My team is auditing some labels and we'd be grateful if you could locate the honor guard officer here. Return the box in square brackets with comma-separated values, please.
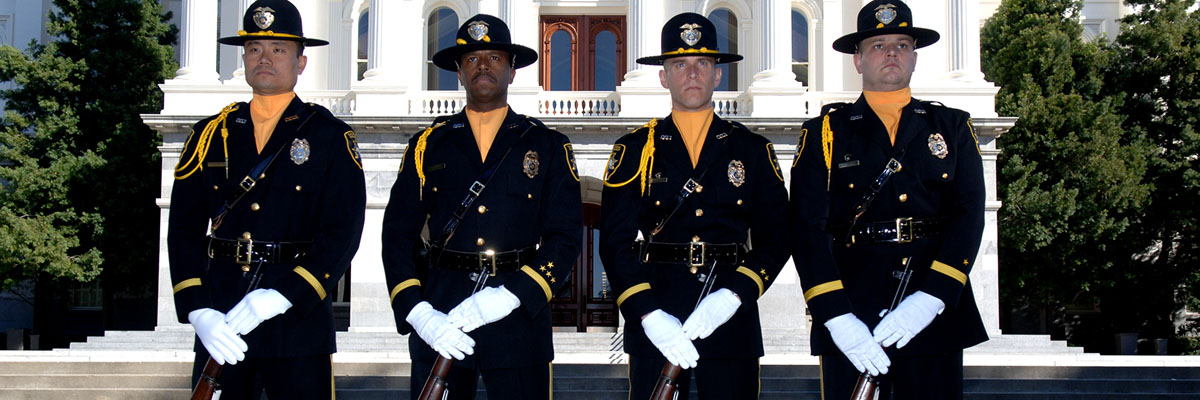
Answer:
[167, 0, 366, 398]
[788, 1, 988, 398]
[381, 14, 582, 400]
[599, 12, 790, 399]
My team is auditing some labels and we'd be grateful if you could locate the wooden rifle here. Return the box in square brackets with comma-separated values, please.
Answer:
[191, 262, 265, 400]
[848, 257, 913, 400]
[648, 260, 718, 400]
[418, 265, 490, 400]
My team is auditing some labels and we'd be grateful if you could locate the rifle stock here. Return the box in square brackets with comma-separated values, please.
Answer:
[648, 362, 682, 400]
[418, 355, 454, 400]
[190, 357, 222, 400]
[850, 373, 879, 400]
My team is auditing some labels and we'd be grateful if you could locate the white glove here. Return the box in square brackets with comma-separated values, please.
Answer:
[446, 286, 521, 332]
[681, 289, 741, 340]
[407, 301, 476, 360]
[873, 290, 945, 348]
[189, 308, 247, 365]
[642, 309, 699, 369]
[225, 288, 293, 335]
[825, 313, 890, 376]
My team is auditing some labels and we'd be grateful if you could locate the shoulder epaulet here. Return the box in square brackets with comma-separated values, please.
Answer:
[524, 115, 547, 129]
[728, 120, 751, 134]
[305, 102, 341, 121]
[920, 100, 947, 108]
[604, 118, 657, 196]
[175, 102, 240, 180]
[820, 102, 850, 116]
[431, 114, 453, 125]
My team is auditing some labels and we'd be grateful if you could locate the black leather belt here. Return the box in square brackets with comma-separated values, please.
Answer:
[429, 245, 537, 275]
[208, 236, 310, 265]
[640, 241, 746, 268]
[833, 217, 944, 245]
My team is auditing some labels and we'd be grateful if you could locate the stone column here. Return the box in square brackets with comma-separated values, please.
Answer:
[746, 0, 806, 117]
[945, 0, 987, 83]
[616, 0, 669, 118]
[354, 0, 419, 115]
[500, 0, 544, 114]
[173, 0, 219, 82]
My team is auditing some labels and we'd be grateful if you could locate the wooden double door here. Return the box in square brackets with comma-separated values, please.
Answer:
[540, 15, 627, 91]
[550, 203, 619, 331]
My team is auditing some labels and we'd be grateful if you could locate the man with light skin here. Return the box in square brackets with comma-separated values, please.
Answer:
[600, 12, 790, 399]
[382, 14, 581, 400]
[788, 1, 988, 398]
[168, 1, 365, 399]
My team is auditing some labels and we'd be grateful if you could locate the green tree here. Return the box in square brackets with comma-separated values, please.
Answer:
[0, 0, 176, 324]
[1104, 0, 1200, 350]
[981, 0, 1152, 340]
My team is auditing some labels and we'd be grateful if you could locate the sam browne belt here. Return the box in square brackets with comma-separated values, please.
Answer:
[833, 217, 944, 245]
[640, 241, 746, 270]
[208, 236, 311, 267]
[429, 245, 537, 275]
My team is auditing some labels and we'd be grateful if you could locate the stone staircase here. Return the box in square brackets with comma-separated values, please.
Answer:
[0, 330, 1195, 399]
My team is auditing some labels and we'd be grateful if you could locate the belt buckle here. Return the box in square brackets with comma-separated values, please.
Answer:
[239, 176, 256, 192]
[687, 240, 705, 274]
[469, 181, 486, 196]
[895, 217, 914, 243]
[682, 179, 703, 196]
[235, 236, 254, 266]
[886, 159, 902, 173]
[479, 250, 497, 276]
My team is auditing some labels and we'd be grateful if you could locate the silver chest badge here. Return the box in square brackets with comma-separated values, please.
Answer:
[875, 4, 898, 25]
[523, 150, 540, 179]
[290, 138, 311, 165]
[728, 160, 746, 187]
[680, 23, 702, 47]
[253, 7, 276, 30]
[467, 21, 490, 42]
[928, 133, 949, 159]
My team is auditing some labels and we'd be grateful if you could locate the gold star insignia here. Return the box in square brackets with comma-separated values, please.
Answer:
[545, 271, 553, 277]
[324, 273, 331, 279]
[550, 277, 556, 284]
[760, 269, 766, 275]
[764, 275, 770, 281]
[547, 262, 555, 268]
[539, 266, 547, 272]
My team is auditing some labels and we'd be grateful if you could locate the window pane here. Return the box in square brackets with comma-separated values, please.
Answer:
[709, 9, 737, 91]
[594, 30, 617, 91]
[592, 229, 611, 300]
[550, 30, 573, 91]
[358, 11, 369, 60]
[428, 8, 459, 90]
[792, 10, 809, 85]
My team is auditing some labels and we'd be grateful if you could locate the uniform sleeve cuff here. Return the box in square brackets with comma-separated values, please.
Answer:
[509, 266, 554, 317]
[802, 282, 854, 324]
[616, 283, 657, 322]
[274, 269, 325, 316]
[921, 261, 968, 307]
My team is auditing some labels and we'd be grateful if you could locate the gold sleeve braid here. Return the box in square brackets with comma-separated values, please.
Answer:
[175, 103, 239, 180]
[603, 119, 657, 196]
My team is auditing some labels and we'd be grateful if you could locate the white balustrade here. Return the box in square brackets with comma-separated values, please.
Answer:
[712, 92, 751, 117]
[537, 91, 621, 117]
[297, 91, 357, 115]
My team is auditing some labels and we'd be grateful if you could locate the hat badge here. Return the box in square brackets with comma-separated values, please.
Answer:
[252, 7, 276, 30]
[875, 4, 898, 25]
[680, 23, 702, 47]
[467, 21, 490, 42]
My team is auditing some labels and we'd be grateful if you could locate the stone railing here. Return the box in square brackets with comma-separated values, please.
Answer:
[712, 91, 750, 117]
[537, 91, 621, 116]
[299, 90, 357, 115]
[410, 91, 467, 116]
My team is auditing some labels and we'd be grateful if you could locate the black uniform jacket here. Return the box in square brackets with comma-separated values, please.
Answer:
[788, 95, 988, 357]
[168, 96, 367, 357]
[599, 113, 790, 359]
[382, 108, 582, 369]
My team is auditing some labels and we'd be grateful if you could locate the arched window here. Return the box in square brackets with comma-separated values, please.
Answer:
[356, 9, 369, 81]
[593, 30, 617, 91]
[549, 29, 574, 91]
[427, 8, 459, 90]
[708, 8, 738, 91]
[791, 10, 809, 86]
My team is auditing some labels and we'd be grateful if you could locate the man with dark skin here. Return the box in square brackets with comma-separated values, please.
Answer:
[789, 1, 987, 398]
[168, 1, 364, 399]
[381, 14, 581, 400]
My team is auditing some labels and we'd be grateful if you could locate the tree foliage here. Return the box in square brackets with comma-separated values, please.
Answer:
[982, 0, 1152, 320]
[0, 0, 176, 297]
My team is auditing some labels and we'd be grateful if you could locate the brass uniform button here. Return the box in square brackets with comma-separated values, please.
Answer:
[695, 209, 704, 217]
[692, 236, 701, 242]
[849, 183, 855, 190]
[736, 199, 743, 205]
[655, 200, 661, 206]
[259, 173, 266, 179]
[899, 194, 908, 203]
[942, 173, 949, 179]
[478, 205, 487, 214]
[432, 187, 438, 193]
[695, 185, 703, 193]
[476, 238, 485, 246]
[527, 194, 533, 199]
[242, 265, 250, 272]
[295, 185, 302, 192]
[212, 185, 219, 191]
[242, 232, 252, 239]
[250, 203, 261, 211]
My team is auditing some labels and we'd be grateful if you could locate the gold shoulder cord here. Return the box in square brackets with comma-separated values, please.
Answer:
[603, 119, 657, 196]
[821, 114, 833, 191]
[175, 103, 239, 180]
[414, 121, 448, 191]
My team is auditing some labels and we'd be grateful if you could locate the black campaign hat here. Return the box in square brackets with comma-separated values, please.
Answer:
[218, 0, 329, 47]
[636, 12, 742, 65]
[832, 0, 939, 54]
[431, 14, 538, 72]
